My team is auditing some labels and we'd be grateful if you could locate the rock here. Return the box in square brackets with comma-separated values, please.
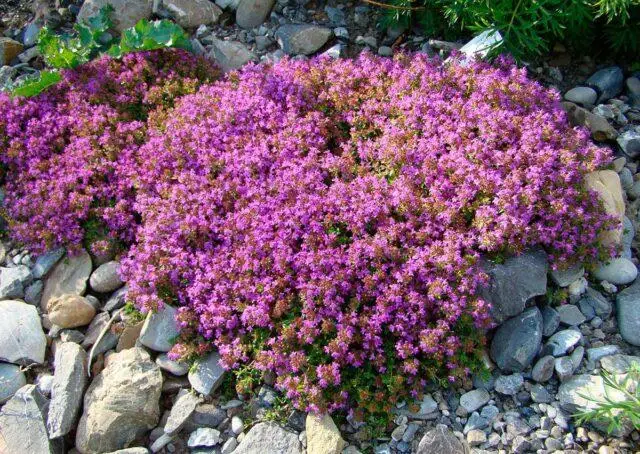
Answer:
[82, 311, 119, 356]
[216, 0, 241, 10]
[104, 285, 128, 311]
[78, 0, 152, 33]
[231, 416, 244, 434]
[188, 351, 226, 395]
[106, 449, 149, 454]
[550, 264, 584, 287]
[48, 342, 88, 438]
[459, 389, 490, 413]
[530, 384, 552, 403]
[306, 413, 345, 454]
[570, 345, 584, 370]
[457, 29, 502, 60]
[593, 258, 637, 285]
[490, 307, 543, 373]
[0, 300, 46, 365]
[32, 247, 65, 279]
[564, 86, 597, 105]
[494, 373, 523, 395]
[156, 353, 190, 376]
[557, 304, 586, 326]
[234, 422, 302, 454]
[139, 304, 180, 352]
[75, 348, 162, 454]
[0, 37, 24, 66]
[222, 437, 239, 453]
[378, 46, 393, 57]
[41, 248, 92, 311]
[416, 424, 466, 454]
[532, 355, 555, 382]
[48, 294, 96, 328]
[188, 427, 221, 447]
[601, 354, 640, 374]
[0, 265, 33, 299]
[208, 39, 257, 72]
[25, 279, 44, 306]
[0, 362, 26, 404]
[165, 389, 202, 436]
[586, 345, 619, 363]
[400, 393, 438, 419]
[0, 385, 61, 454]
[466, 429, 486, 446]
[162, 0, 222, 28]
[584, 170, 624, 247]
[617, 130, 640, 159]
[554, 357, 574, 382]
[480, 248, 547, 323]
[116, 321, 143, 352]
[587, 66, 624, 103]
[558, 374, 625, 416]
[541, 306, 560, 337]
[185, 403, 226, 431]
[563, 102, 618, 142]
[616, 279, 640, 346]
[542, 329, 582, 356]
[236, 0, 275, 29]
[275, 25, 332, 56]
[578, 288, 612, 321]
[89, 261, 123, 293]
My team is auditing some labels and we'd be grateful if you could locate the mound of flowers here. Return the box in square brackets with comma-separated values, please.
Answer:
[0, 49, 615, 415]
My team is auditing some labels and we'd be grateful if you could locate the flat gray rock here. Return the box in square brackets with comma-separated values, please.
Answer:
[82, 311, 119, 357]
[586, 66, 623, 103]
[162, 0, 222, 28]
[541, 306, 560, 337]
[618, 130, 640, 159]
[156, 352, 190, 376]
[275, 24, 332, 55]
[0, 362, 26, 404]
[459, 389, 490, 413]
[208, 39, 257, 72]
[139, 304, 179, 352]
[490, 307, 542, 373]
[236, 0, 274, 29]
[165, 389, 202, 436]
[234, 422, 301, 454]
[542, 329, 582, 357]
[416, 424, 466, 454]
[0, 265, 33, 299]
[48, 342, 88, 438]
[103, 285, 128, 311]
[593, 257, 638, 285]
[89, 261, 124, 293]
[0, 300, 46, 365]
[578, 287, 611, 320]
[33, 247, 65, 279]
[480, 248, 547, 323]
[41, 249, 92, 311]
[78, 0, 152, 33]
[564, 86, 597, 106]
[557, 304, 586, 326]
[0, 385, 62, 454]
[531, 355, 555, 383]
[616, 278, 640, 346]
[550, 264, 584, 287]
[188, 351, 226, 395]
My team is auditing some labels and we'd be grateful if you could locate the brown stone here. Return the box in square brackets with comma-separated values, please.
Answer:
[585, 170, 625, 248]
[0, 38, 23, 66]
[48, 294, 96, 328]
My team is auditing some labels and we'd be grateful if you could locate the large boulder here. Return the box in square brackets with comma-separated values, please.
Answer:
[480, 248, 547, 323]
[584, 170, 624, 248]
[417, 424, 467, 454]
[48, 342, 88, 438]
[236, 0, 275, 29]
[78, 0, 152, 33]
[75, 348, 163, 454]
[0, 385, 61, 453]
[162, 0, 222, 28]
[306, 413, 346, 454]
[234, 422, 302, 454]
[490, 307, 543, 373]
[616, 279, 640, 346]
[41, 248, 92, 311]
[0, 300, 46, 365]
[48, 294, 96, 328]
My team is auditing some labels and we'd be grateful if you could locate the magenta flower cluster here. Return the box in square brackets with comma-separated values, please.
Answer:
[0, 50, 612, 414]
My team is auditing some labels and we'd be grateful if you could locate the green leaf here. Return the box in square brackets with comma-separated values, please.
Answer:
[11, 70, 62, 97]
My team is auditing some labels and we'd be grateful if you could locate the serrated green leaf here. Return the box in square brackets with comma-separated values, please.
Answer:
[11, 70, 62, 97]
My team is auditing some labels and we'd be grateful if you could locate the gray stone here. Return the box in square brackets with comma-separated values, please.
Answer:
[459, 389, 490, 413]
[48, 342, 88, 438]
[480, 248, 547, 323]
[0, 362, 26, 404]
[325, 6, 346, 26]
[208, 39, 257, 72]
[542, 329, 582, 356]
[188, 427, 221, 447]
[557, 304, 586, 326]
[554, 357, 574, 382]
[620, 167, 634, 190]
[564, 86, 597, 105]
[149, 433, 172, 453]
[570, 345, 584, 371]
[541, 306, 560, 337]
[139, 304, 180, 352]
[601, 354, 640, 374]
[0, 265, 32, 299]
[586, 345, 620, 363]
[0, 300, 46, 365]
[616, 279, 640, 346]
[578, 288, 612, 321]
[463, 412, 488, 434]
[33, 247, 65, 279]
[156, 353, 190, 376]
[162, 0, 222, 28]
[188, 351, 226, 395]
[78, 0, 152, 33]
[530, 384, 552, 403]
[593, 257, 637, 285]
[22, 22, 41, 47]
[587, 66, 624, 103]
[185, 404, 227, 432]
[0, 385, 61, 454]
[222, 437, 238, 454]
[103, 285, 128, 311]
[41, 249, 92, 310]
[490, 307, 542, 373]
[494, 373, 523, 395]
[25, 279, 44, 306]
[416, 424, 466, 454]
[397, 393, 437, 419]
[550, 264, 584, 287]
[106, 449, 150, 454]
[165, 389, 202, 436]
[82, 311, 119, 357]
[90, 261, 123, 293]
[275, 24, 332, 56]
[236, 0, 275, 29]
[76, 348, 162, 454]
[618, 130, 640, 159]
[234, 422, 302, 454]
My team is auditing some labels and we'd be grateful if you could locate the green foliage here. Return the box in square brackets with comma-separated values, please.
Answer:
[122, 301, 145, 323]
[574, 361, 640, 433]
[262, 396, 291, 423]
[10, 71, 62, 97]
[107, 19, 192, 58]
[378, 0, 640, 59]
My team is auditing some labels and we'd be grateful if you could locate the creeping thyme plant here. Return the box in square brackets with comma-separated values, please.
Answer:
[0, 48, 616, 418]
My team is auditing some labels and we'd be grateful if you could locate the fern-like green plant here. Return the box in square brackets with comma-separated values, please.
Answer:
[574, 361, 640, 434]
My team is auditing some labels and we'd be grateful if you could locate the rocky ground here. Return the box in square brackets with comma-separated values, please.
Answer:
[1, 1, 640, 454]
